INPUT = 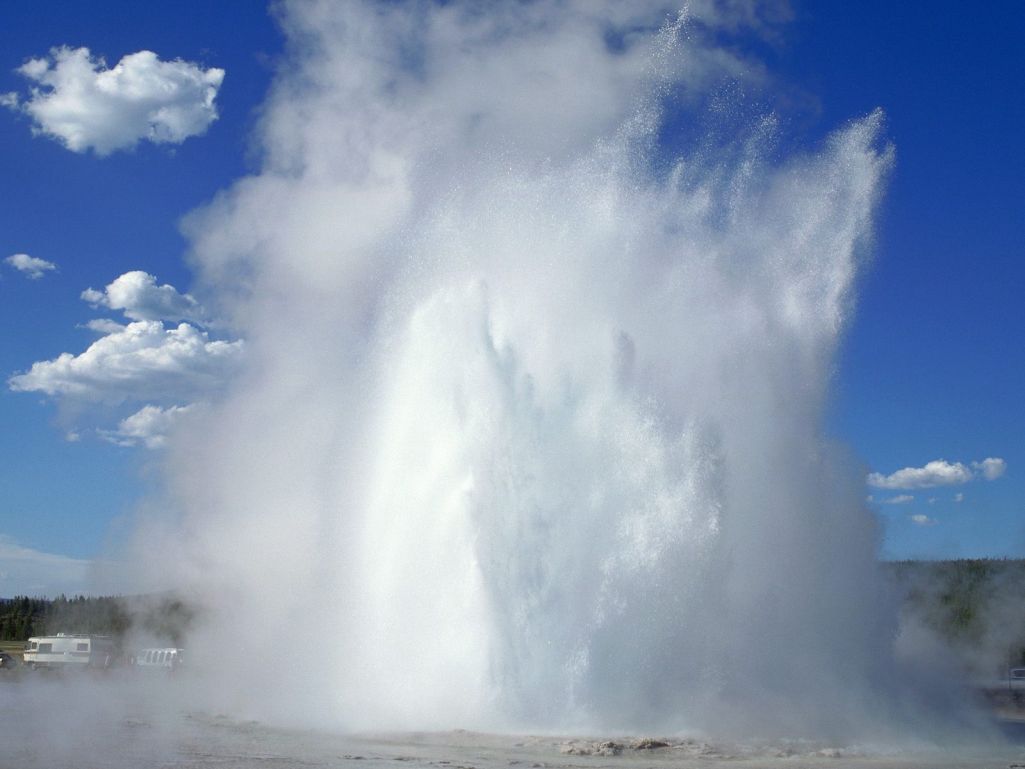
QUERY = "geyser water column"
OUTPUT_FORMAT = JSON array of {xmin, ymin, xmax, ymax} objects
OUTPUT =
[{"xmin": 160, "ymin": 0, "xmax": 901, "ymax": 737}]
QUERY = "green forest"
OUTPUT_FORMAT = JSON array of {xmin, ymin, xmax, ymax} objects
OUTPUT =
[{"xmin": 0, "ymin": 593, "xmax": 193, "ymax": 647}]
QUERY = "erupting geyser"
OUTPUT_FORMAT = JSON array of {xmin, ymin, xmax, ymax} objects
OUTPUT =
[{"xmin": 138, "ymin": 0, "xmax": 933, "ymax": 739}]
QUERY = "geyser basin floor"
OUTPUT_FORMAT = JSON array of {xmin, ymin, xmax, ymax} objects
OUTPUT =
[
  {"xmin": 3, "ymin": 678, "xmax": 1024, "ymax": 769},
  {"xmin": 8, "ymin": 723, "xmax": 1025, "ymax": 769}
]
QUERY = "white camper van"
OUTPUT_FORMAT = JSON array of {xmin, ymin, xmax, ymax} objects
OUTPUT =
[
  {"xmin": 23, "ymin": 634, "xmax": 115, "ymax": 670},
  {"xmin": 135, "ymin": 647, "xmax": 184, "ymax": 672}
]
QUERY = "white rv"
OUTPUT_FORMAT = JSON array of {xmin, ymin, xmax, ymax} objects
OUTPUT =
[
  {"xmin": 135, "ymin": 647, "xmax": 184, "ymax": 672},
  {"xmin": 23, "ymin": 634, "xmax": 115, "ymax": 670}
]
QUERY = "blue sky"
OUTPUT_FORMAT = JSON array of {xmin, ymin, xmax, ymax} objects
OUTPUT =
[
  {"xmin": 0, "ymin": 0, "xmax": 280, "ymax": 589},
  {"xmin": 789, "ymin": 1, "xmax": 1025, "ymax": 558},
  {"xmin": 0, "ymin": 1, "xmax": 1022, "ymax": 596}
]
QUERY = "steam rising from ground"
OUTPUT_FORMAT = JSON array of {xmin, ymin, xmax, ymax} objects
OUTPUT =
[{"xmin": 129, "ymin": 0, "xmax": 955, "ymax": 739}]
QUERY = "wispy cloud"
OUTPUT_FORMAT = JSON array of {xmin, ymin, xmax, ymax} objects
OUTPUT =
[
  {"xmin": 867, "ymin": 458, "xmax": 1007, "ymax": 490},
  {"xmin": 99, "ymin": 403, "xmax": 194, "ymax": 448},
  {"xmin": 4, "ymin": 46, "xmax": 224, "ymax": 155},
  {"xmin": 0, "ymin": 536, "xmax": 91, "ymax": 597},
  {"xmin": 5, "ymin": 253, "xmax": 56, "ymax": 279},
  {"xmin": 910, "ymin": 514, "xmax": 938, "ymax": 527},
  {"xmin": 881, "ymin": 494, "xmax": 914, "ymax": 505}
]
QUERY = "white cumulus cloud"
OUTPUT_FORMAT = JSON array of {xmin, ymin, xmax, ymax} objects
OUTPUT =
[
  {"xmin": 99, "ymin": 403, "xmax": 194, "ymax": 448},
  {"xmin": 867, "ymin": 460, "xmax": 972, "ymax": 490},
  {"xmin": 867, "ymin": 457, "xmax": 1007, "ymax": 490},
  {"xmin": 82, "ymin": 270, "xmax": 204, "ymax": 323},
  {"xmin": 8, "ymin": 320, "xmax": 243, "ymax": 404},
  {"xmin": 973, "ymin": 457, "xmax": 1006, "ymax": 481},
  {"xmin": 8, "ymin": 269, "xmax": 242, "ymax": 446},
  {"xmin": 5, "ymin": 253, "xmax": 57, "ymax": 279},
  {"xmin": 910, "ymin": 514, "xmax": 938, "ymax": 527},
  {"xmin": 6, "ymin": 46, "xmax": 224, "ymax": 155}
]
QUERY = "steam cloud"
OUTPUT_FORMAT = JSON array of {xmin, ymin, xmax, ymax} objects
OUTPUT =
[{"xmin": 127, "ymin": 0, "xmax": 967, "ymax": 740}]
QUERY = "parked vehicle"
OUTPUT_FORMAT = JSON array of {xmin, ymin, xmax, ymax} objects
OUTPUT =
[
  {"xmin": 978, "ymin": 666, "xmax": 1025, "ymax": 705},
  {"xmin": 134, "ymin": 647, "xmax": 184, "ymax": 672},
  {"xmin": 1004, "ymin": 667, "xmax": 1025, "ymax": 702},
  {"xmin": 23, "ymin": 634, "xmax": 115, "ymax": 670},
  {"xmin": 0, "ymin": 651, "xmax": 19, "ymax": 669}
]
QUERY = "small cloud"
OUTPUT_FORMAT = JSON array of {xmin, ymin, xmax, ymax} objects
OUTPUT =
[
  {"xmin": 5, "ymin": 253, "xmax": 57, "ymax": 279},
  {"xmin": 954, "ymin": 492, "xmax": 964, "ymax": 503},
  {"xmin": 82, "ymin": 270, "xmax": 204, "ymax": 323},
  {"xmin": 882, "ymin": 494, "xmax": 914, "ymax": 505},
  {"xmin": 6, "ymin": 46, "xmax": 224, "ymax": 156},
  {"xmin": 99, "ymin": 403, "xmax": 193, "ymax": 449},
  {"xmin": 928, "ymin": 497, "xmax": 937, "ymax": 505},
  {"xmin": 867, "ymin": 457, "xmax": 1008, "ymax": 490},
  {"xmin": 973, "ymin": 457, "xmax": 1006, "ymax": 481},
  {"xmin": 910, "ymin": 514, "xmax": 938, "ymax": 527},
  {"xmin": 868, "ymin": 459, "xmax": 972, "ymax": 490}
]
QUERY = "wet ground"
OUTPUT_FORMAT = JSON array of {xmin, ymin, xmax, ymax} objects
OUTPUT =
[{"xmin": 2, "ymin": 674, "xmax": 1025, "ymax": 769}]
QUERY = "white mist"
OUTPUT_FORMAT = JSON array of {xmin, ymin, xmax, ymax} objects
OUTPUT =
[{"xmin": 133, "ymin": 0, "xmax": 963, "ymax": 741}]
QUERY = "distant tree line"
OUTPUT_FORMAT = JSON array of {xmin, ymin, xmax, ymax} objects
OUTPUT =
[
  {"xmin": 890, "ymin": 558, "xmax": 1025, "ymax": 671},
  {"xmin": 0, "ymin": 596, "xmax": 50, "ymax": 641},
  {"xmin": 2, "ymin": 561, "xmax": 1022, "ymax": 670},
  {"xmin": 0, "ymin": 594, "xmax": 194, "ymax": 647}
]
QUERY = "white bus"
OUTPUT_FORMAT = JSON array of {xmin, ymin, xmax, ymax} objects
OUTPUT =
[
  {"xmin": 23, "ymin": 634, "xmax": 115, "ymax": 670},
  {"xmin": 135, "ymin": 647, "xmax": 184, "ymax": 672}
]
